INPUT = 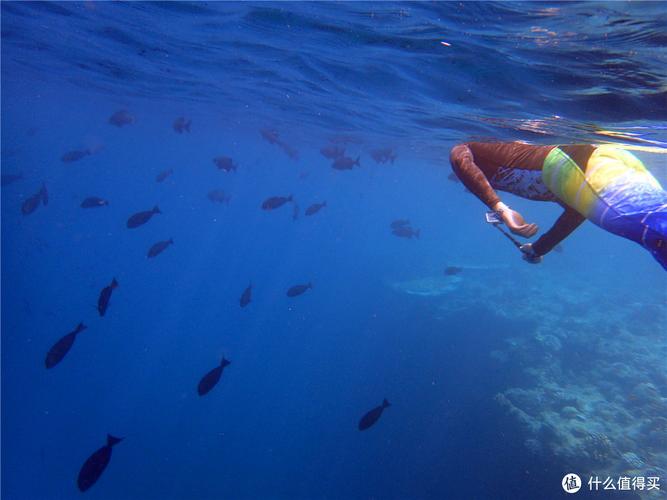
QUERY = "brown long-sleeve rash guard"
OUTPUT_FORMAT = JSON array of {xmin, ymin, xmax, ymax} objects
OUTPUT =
[{"xmin": 450, "ymin": 142, "xmax": 593, "ymax": 256}]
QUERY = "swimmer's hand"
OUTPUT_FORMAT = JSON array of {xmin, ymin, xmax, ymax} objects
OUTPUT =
[
  {"xmin": 520, "ymin": 243, "xmax": 543, "ymax": 264},
  {"xmin": 493, "ymin": 202, "xmax": 539, "ymax": 238}
]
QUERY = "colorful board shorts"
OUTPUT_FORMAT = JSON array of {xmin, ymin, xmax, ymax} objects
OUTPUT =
[{"xmin": 542, "ymin": 145, "xmax": 667, "ymax": 270}]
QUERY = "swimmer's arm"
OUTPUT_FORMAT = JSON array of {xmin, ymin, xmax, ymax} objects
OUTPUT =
[
  {"xmin": 449, "ymin": 144, "xmax": 501, "ymax": 208},
  {"xmin": 532, "ymin": 206, "xmax": 585, "ymax": 256}
]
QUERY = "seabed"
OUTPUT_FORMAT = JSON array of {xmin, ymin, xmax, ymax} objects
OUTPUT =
[{"xmin": 392, "ymin": 267, "xmax": 667, "ymax": 498}]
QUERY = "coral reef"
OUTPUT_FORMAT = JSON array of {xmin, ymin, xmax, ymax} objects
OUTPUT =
[{"xmin": 398, "ymin": 265, "xmax": 667, "ymax": 498}]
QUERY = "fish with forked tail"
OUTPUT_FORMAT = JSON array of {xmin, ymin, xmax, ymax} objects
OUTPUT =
[
  {"xmin": 240, "ymin": 283, "xmax": 252, "ymax": 308},
  {"xmin": 77, "ymin": 434, "xmax": 123, "ymax": 492},
  {"xmin": 108, "ymin": 109, "xmax": 135, "ymax": 127},
  {"xmin": 156, "ymin": 168, "xmax": 174, "ymax": 183},
  {"xmin": 45, "ymin": 322, "xmax": 86, "ymax": 369},
  {"xmin": 332, "ymin": 156, "xmax": 360, "ymax": 170},
  {"xmin": 286, "ymin": 283, "xmax": 312, "ymax": 297},
  {"xmin": 213, "ymin": 156, "xmax": 237, "ymax": 172},
  {"xmin": 173, "ymin": 117, "xmax": 191, "ymax": 133},
  {"xmin": 261, "ymin": 195, "xmax": 292, "ymax": 210},
  {"xmin": 21, "ymin": 184, "xmax": 48, "ymax": 215},
  {"xmin": 198, "ymin": 357, "xmax": 231, "ymax": 396},
  {"xmin": 98, "ymin": 278, "xmax": 118, "ymax": 316},
  {"xmin": 81, "ymin": 197, "xmax": 109, "ymax": 208},
  {"xmin": 305, "ymin": 202, "xmax": 326, "ymax": 216},
  {"xmin": 147, "ymin": 238, "xmax": 173, "ymax": 258},
  {"xmin": 358, "ymin": 398, "xmax": 390, "ymax": 430},
  {"xmin": 127, "ymin": 206, "xmax": 161, "ymax": 228}
]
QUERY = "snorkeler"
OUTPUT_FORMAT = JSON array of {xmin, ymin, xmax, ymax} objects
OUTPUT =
[{"xmin": 449, "ymin": 142, "xmax": 667, "ymax": 270}]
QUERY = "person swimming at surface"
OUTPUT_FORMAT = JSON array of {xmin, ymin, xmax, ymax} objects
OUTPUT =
[{"xmin": 449, "ymin": 142, "xmax": 667, "ymax": 269}]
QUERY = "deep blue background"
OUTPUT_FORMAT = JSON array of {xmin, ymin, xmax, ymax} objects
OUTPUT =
[{"xmin": 2, "ymin": 2, "xmax": 666, "ymax": 499}]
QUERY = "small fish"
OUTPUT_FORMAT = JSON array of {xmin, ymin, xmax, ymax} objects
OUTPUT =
[
  {"xmin": 81, "ymin": 197, "xmax": 109, "ymax": 208},
  {"xmin": 261, "ymin": 195, "xmax": 292, "ymax": 210},
  {"xmin": 298, "ymin": 171, "xmax": 310, "ymax": 180},
  {"xmin": 21, "ymin": 184, "xmax": 48, "ymax": 215},
  {"xmin": 45, "ymin": 322, "xmax": 87, "ymax": 369},
  {"xmin": 155, "ymin": 168, "xmax": 174, "ymax": 183},
  {"xmin": 98, "ymin": 278, "xmax": 118, "ymax": 317},
  {"xmin": 286, "ymin": 283, "xmax": 312, "ymax": 297},
  {"xmin": 305, "ymin": 201, "xmax": 326, "ymax": 216},
  {"xmin": 332, "ymin": 156, "xmax": 360, "ymax": 170},
  {"xmin": 447, "ymin": 172, "xmax": 461, "ymax": 183},
  {"xmin": 2, "ymin": 173, "xmax": 23, "ymax": 186},
  {"xmin": 108, "ymin": 109, "xmax": 135, "ymax": 127},
  {"xmin": 370, "ymin": 148, "xmax": 397, "ymax": 164},
  {"xmin": 392, "ymin": 226, "xmax": 420, "ymax": 239},
  {"xmin": 358, "ymin": 398, "xmax": 390, "ymax": 431},
  {"xmin": 147, "ymin": 238, "xmax": 173, "ymax": 258},
  {"xmin": 280, "ymin": 143, "xmax": 299, "ymax": 160},
  {"xmin": 390, "ymin": 219, "xmax": 410, "ymax": 229},
  {"xmin": 260, "ymin": 128, "xmax": 280, "ymax": 144},
  {"xmin": 126, "ymin": 205, "xmax": 161, "ymax": 228},
  {"xmin": 444, "ymin": 266, "xmax": 463, "ymax": 276},
  {"xmin": 320, "ymin": 144, "xmax": 345, "ymax": 160},
  {"xmin": 240, "ymin": 283, "xmax": 252, "ymax": 308},
  {"xmin": 173, "ymin": 116, "xmax": 191, "ymax": 133},
  {"xmin": 292, "ymin": 203, "xmax": 300, "ymax": 221},
  {"xmin": 197, "ymin": 357, "xmax": 231, "ymax": 396},
  {"xmin": 77, "ymin": 435, "xmax": 123, "ymax": 492},
  {"xmin": 554, "ymin": 244, "xmax": 564, "ymax": 253},
  {"xmin": 207, "ymin": 189, "xmax": 231, "ymax": 204},
  {"xmin": 213, "ymin": 156, "xmax": 237, "ymax": 172},
  {"xmin": 61, "ymin": 149, "xmax": 91, "ymax": 163}
]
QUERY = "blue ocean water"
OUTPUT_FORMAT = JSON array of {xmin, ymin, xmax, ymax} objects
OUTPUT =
[{"xmin": 2, "ymin": 2, "xmax": 666, "ymax": 499}]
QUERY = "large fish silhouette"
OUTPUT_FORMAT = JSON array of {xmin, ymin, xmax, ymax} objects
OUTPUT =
[
  {"xmin": 197, "ymin": 357, "xmax": 231, "ymax": 396},
  {"xmin": 77, "ymin": 434, "xmax": 123, "ymax": 492}
]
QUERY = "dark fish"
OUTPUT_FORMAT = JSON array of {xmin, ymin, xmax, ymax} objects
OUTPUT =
[
  {"xmin": 240, "ymin": 283, "xmax": 252, "ymax": 308},
  {"xmin": 390, "ymin": 219, "xmax": 410, "ymax": 229},
  {"xmin": 197, "ymin": 357, "xmax": 231, "ymax": 396},
  {"xmin": 207, "ymin": 189, "xmax": 231, "ymax": 204},
  {"xmin": 61, "ymin": 149, "xmax": 91, "ymax": 163},
  {"xmin": 332, "ymin": 156, "xmax": 360, "ymax": 170},
  {"xmin": 286, "ymin": 283, "xmax": 312, "ymax": 297},
  {"xmin": 173, "ymin": 116, "xmax": 191, "ymax": 133},
  {"xmin": 81, "ymin": 197, "xmax": 109, "ymax": 208},
  {"xmin": 77, "ymin": 435, "xmax": 123, "ymax": 492},
  {"xmin": 98, "ymin": 278, "xmax": 118, "ymax": 317},
  {"xmin": 21, "ymin": 184, "xmax": 48, "ymax": 215},
  {"xmin": 280, "ymin": 143, "xmax": 299, "ymax": 160},
  {"xmin": 108, "ymin": 109, "xmax": 135, "ymax": 127},
  {"xmin": 1, "ymin": 173, "xmax": 23, "ymax": 186},
  {"xmin": 320, "ymin": 144, "xmax": 345, "ymax": 160},
  {"xmin": 298, "ymin": 171, "xmax": 310, "ymax": 180},
  {"xmin": 392, "ymin": 226, "xmax": 420, "ymax": 239},
  {"xmin": 444, "ymin": 266, "xmax": 463, "ymax": 276},
  {"xmin": 305, "ymin": 201, "xmax": 327, "ymax": 216},
  {"xmin": 260, "ymin": 128, "xmax": 280, "ymax": 144},
  {"xmin": 147, "ymin": 238, "xmax": 173, "ymax": 258},
  {"xmin": 213, "ymin": 156, "xmax": 237, "ymax": 172},
  {"xmin": 358, "ymin": 398, "xmax": 390, "ymax": 431},
  {"xmin": 45, "ymin": 322, "xmax": 87, "ymax": 369},
  {"xmin": 126, "ymin": 205, "xmax": 161, "ymax": 228},
  {"xmin": 370, "ymin": 148, "xmax": 397, "ymax": 164},
  {"xmin": 292, "ymin": 203, "xmax": 300, "ymax": 221},
  {"xmin": 261, "ymin": 195, "xmax": 292, "ymax": 210},
  {"xmin": 447, "ymin": 172, "xmax": 461, "ymax": 183},
  {"xmin": 260, "ymin": 128, "xmax": 298, "ymax": 159},
  {"xmin": 155, "ymin": 168, "xmax": 174, "ymax": 183}
]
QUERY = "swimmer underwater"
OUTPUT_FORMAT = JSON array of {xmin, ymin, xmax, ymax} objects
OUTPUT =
[{"xmin": 449, "ymin": 142, "xmax": 667, "ymax": 270}]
